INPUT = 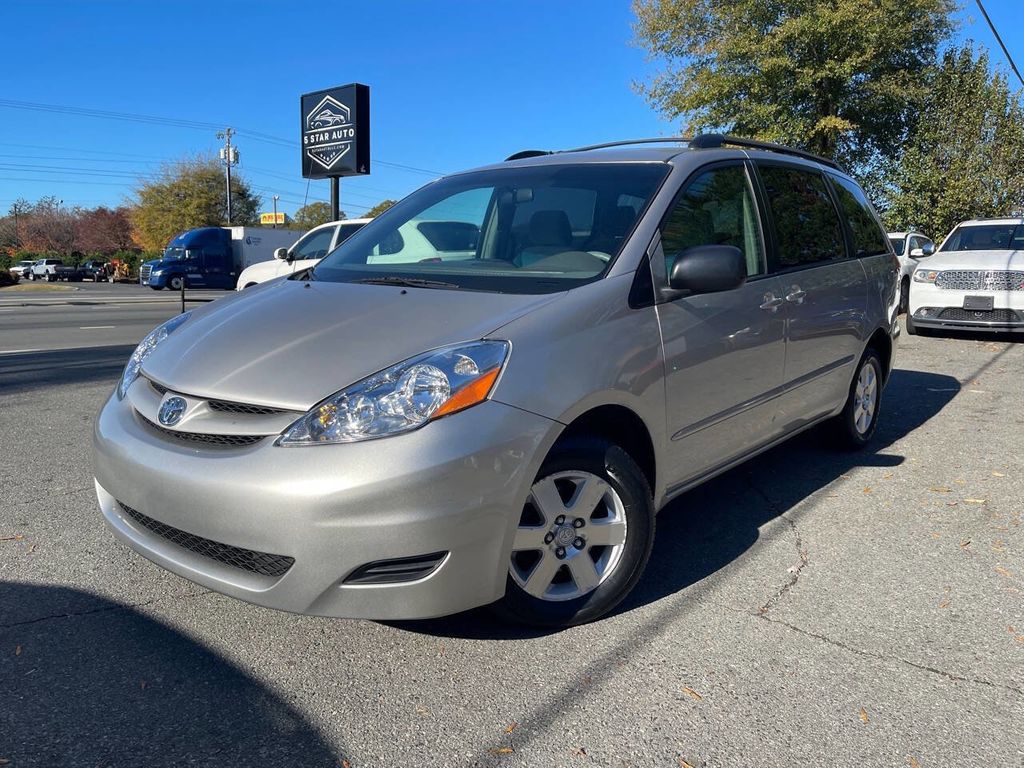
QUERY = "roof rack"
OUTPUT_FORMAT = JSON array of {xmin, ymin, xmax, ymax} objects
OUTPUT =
[
  {"xmin": 504, "ymin": 133, "xmax": 843, "ymax": 172},
  {"xmin": 689, "ymin": 134, "xmax": 843, "ymax": 171}
]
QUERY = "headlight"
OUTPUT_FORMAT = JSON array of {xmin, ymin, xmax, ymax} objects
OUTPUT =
[
  {"xmin": 913, "ymin": 269, "xmax": 939, "ymax": 283},
  {"xmin": 117, "ymin": 312, "xmax": 192, "ymax": 399},
  {"xmin": 277, "ymin": 340, "xmax": 510, "ymax": 446}
]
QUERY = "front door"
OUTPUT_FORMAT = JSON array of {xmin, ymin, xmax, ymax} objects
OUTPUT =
[{"xmin": 656, "ymin": 163, "xmax": 789, "ymax": 491}]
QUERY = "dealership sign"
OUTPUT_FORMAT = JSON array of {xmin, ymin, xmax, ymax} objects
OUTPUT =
[{"xmin": 300, "ymin": 83, "xmax": 370, "ymax": 179}]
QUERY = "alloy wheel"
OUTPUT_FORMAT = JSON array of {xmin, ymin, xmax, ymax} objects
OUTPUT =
[
  {"xmin": 510, "ymin": 471, "xmax": 627, "ymax": 602},
  {"xmin": 853, "ymin": 361, "xmax": 877, "ymax": 435}
]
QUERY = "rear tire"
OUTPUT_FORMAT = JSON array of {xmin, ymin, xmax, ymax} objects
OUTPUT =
[
  {"xmin": 827, "ymin": 348, "xmax": 882, "ymax": 450},
  {"xmin": 899, "ymin": 278, "xmax": 910, "ymax": 314},
  {"xmin": 493, "ymin": 437, "xmax": 654, "ymax": 627}
]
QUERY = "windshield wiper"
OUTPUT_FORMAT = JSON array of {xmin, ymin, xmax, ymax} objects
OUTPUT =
[{"xmin": 352, "ymin": 276, "xmax": 459, "ymax": 289}]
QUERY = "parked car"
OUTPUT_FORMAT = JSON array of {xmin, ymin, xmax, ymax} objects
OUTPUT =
[
  {"xmin": 236, "ymin": 219, "xmax": 370, "ymax": 290},
  {"xmin": 907, "ymin": 217, "xmax": 1024, "ymax": 335},
  {"xmin": 93, "ymin": 135, "xmax": 898, "ymax": 627},
  {"xmin": 887, "ymin": 231, "xmax": 935, "ymax": 312},
  {"xmin": 9, "ymin": 260, "xmax": 35, "ymax": 279},
  {"xmin": 79, "ymin": 260, "xmax": 109, "ymax": 281},
  {"xmin": 30, "ymin": 258, "xmax": 65, "ymax": 281}
]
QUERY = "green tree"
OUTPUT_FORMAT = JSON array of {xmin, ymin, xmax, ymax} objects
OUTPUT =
[
  {"xmin": 292, "ymin": 201, "xmax": 338, "ymax": 229},
  {"xmin": 633, "ymin": 0, "xmax": 956, "ymax": 170},
  {"xmin": 885, "ymin": 47, "xmax": 1024, "ymax": 241},
  {"xmin": 130, "ymin": 156, "xmax": 261, "ymax": 251},
  {"xmin": 364, "ymin": 199, "xmax": 397, "ymax": 218}
]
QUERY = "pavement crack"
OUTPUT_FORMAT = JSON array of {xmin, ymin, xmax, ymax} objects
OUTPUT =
[
  {"xmin": 746, "ymin": 475, "xmax": 809, "ymax": 616},
  {"xmin": 0, "ymin": 589, "xmax": 213, "ymax": 630},
  {"xmin": 730, "ymin": 605, "xmax": 1024, "ymax": 697}
]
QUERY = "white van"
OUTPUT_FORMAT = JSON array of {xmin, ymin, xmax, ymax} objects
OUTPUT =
[{"xmin": 235, "ymin": 219, "xmax": 370, "ymax": 290}]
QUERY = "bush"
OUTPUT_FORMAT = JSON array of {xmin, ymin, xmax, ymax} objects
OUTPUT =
[
  {"xmin": 0, "ymin": 253, "xmax": 11, "ymax": 272},
  {"xmin": 0, "ymin": 271, "xmax": 19, "ymax": 287}
]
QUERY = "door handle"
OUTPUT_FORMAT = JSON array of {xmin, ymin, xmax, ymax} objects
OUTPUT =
[
  {"xmin": 786, "ymin": 287, "xmax": 807, "ymax": 304},
  {"xmin": 760, "ymin": 294, "xmax": 784, "ymax": 312}
]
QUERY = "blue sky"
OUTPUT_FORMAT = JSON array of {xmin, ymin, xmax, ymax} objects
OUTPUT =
[{"xmin": 1, "ymin": 0, "xmax": 1020, "ymax": 219}]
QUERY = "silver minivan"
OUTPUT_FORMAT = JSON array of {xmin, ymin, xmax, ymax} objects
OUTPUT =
[{"xmin": 93, "ymin": 136, "xmax": 899, "ymax": 627}]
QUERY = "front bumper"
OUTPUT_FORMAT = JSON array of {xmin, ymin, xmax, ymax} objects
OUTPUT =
[
  {"xmin": 908, "ymin": 283, "xmax": 1024, "ymax": 333},
  {"xmin": 93, "ymin": 392, "xmax": 557, "ymax": 619}
]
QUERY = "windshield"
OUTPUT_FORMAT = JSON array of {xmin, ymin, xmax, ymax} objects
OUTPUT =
[
  {"xmin": 940, "ymin": 224, "xmax": 1024, "ymax": 252},
  {"xmin": 310, "ymin": 163, "xmax": 669, "ymax": 294},
  {"xmin": 889, "ymin": 236, "xmax": 906, "ymax": 256},
  {"xmin": 162, "ymin": 246, "xmax": 186, "ymax": 261}
]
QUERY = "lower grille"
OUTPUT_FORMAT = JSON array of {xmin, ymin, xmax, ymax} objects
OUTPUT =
[
  {"xmin": 344, "ymin": 552, "xmax": 448, "ymax": 584},
  {"xmin": 119, "ymin": 502, "xmax": 295, "ymax": 578},
  {"xmin": 140, "ymin": 415, "xmax": 265, "ymax": 447},
  {"xmin": 937, "ymin": 307, "xmax": 1020, "ymax": 323}
]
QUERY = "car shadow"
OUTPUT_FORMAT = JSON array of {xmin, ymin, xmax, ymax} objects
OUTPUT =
[
  {"xmin": 392, "ymin": 368, "xmax": 961, "ymax": 640},
  {"xmin": 0, "ymin": 344, "xmax": 135, "ymax": 393},
  {"xmin": 0, "ymin": 583, "xmax": 342, "ymax": 767}
]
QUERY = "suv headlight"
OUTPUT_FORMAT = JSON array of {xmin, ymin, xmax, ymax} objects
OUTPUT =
[
  {"xmin": 913, "ymin": 269, "xmax": 939, "ymax": 283},
  {"xmin": 277, "ymin": 340, "xmax": 510, "ymax": 446},
  {"xmin": 117, "ymin": 312, "xmax": 192, "ymax": 399}
]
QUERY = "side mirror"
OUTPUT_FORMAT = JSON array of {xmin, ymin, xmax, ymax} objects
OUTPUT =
[
  {"xmin": 274, "ymin": 247, "xmax": 291, "ymax": 262},
  {"xmin": 668, "ymin": 245, "xmax": 747, "ymax": 294}
]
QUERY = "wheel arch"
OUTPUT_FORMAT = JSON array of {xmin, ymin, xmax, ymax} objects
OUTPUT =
[
  {"xmin": 554, "ymin": 404, "xmax": 656, "ymax": 499},
  {"xmin": 866, "ymin": 327, "xmax": 893, "ymax": 384}
]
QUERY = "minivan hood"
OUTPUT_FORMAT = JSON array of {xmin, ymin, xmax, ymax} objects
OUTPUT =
[
  {"xmin": 923, "ymin": 249, "xmax": 1024, "ymax": 271},
  {"xmin": 141, "ymin": 279, "xmax": 562, "ymax": 410}
]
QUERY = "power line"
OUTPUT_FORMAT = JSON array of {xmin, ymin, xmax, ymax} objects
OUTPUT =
[
  {"xmin": 0, "ymin": 99, "xmax": 447, "ymax": 176},
  {"xmin": 974, "ymin": 0, "xmax": 1024, "ymax": 88}
]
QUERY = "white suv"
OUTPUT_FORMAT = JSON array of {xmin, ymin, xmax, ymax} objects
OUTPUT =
[
  {"xmin": 907, "ymin": 217, "xmax": 1024, "ymax": 335},
  {"xmin": 888, "ymin": 231, "xmax": 934, "ymax": 312},
  {"xmin": 235, "ymin": 219, "xmax": 370, "ymax": 289}
]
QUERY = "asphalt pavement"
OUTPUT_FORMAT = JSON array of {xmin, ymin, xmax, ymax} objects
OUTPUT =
[{"xmin": 0, "ymin": 298, "xmax": 1022, "ymax": 767}]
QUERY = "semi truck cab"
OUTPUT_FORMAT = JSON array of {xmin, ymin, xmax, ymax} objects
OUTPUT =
[{"xmin": 141, "ymin": 228, "xmax": 234, "ymax": 290}]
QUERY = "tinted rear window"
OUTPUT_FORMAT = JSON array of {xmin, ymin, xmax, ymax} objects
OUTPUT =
[
  {"xmin": 758, "ymin": 165, "xmax": 846, "ymax": 266},
  {"xmin": 829, "ymin": 174, "xmax": 890, "ymax": 257}
]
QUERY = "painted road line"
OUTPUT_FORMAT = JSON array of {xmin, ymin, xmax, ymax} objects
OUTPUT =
[{"xmin": 79, "ymin": 325, "xmax": 116, "ymax": 330}]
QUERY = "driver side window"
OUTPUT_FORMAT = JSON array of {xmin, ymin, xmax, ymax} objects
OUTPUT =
[
  {"xmin": 292, "ymin": 227, "xmax": 335, "ymax": 261},
  {"xmin": 661, "ymin": 165, "xmax": 766, "ymax": 277}
]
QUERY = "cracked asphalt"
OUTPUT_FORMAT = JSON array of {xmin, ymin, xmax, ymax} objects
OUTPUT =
[{"xmin": 1, "ymin": 307, "xmax": 1022, "ymax": 767}]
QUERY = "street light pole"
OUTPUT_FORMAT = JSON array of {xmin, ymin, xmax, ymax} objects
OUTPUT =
[{"xmin": 272, "ymin": 195, "xmax": 279, "ymax": 228}]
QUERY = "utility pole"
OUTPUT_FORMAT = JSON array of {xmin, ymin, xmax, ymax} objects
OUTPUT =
[
  {"xmin": 217, "ymin": 128, "xmax": 238, "ymax": 224},
  {"xmin": 272, "ymin": 195, "xmax": 280, "ymax": 228}
]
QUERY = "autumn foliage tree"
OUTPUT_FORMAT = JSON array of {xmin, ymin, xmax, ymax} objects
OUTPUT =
[
  {"xmin": 364, "ymin": 199, "xmax": 397, "ymax": 218},
  {"xmin": 633, "ymin": 0, "xmax": 956, "ymax": 171},
  {"xmin": 131, "ymin": 156, "xmax": 261, "ymax": 251}
]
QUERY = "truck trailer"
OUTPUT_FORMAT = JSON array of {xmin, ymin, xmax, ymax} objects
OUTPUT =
[{"xmin": 140, "ymin": 226, "xmax": 300, "ymax": 290}]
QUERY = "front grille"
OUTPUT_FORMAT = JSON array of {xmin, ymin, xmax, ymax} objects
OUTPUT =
[
  {"xmin": 140, "ymin": 415, "xmax": 266, "ymax": 447},
  {"xmin": 937, "ymin": 307, "xmax": 1021, "ymax": 323},
  {"xmin": 935, "ymin": 270, "xmax": 1024, "ymax": 291},
  {"xmin": 208, "ymin": 399, "xmax": 287, "ymax": 416},
  {"xmin": 140, "ymin": 265, "xmax": 152, "ymax": 282},
  {"xmin": 146, "ymin": 378, "xmax": 286, "ymax": 416},
  {"xmin": 119, "ymin": 502, "xmax": 294, "ymax": 578}
]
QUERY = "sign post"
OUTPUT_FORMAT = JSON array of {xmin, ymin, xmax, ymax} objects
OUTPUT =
[{"xmin": 300, "ymin": 83, "xmax": 370, "ymax": 221}]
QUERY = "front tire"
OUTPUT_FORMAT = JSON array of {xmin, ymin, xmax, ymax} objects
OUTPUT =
[
  {"xmin": 168, "ymin": 275, "xmax": 185, "ymax": 291},
  {"xmin": 494, "ymin": 437, "xmax": 654, "ymax": 627},
  {"xmin": 827, "ymin": 348, "xmax": 882, "ymax": 450},
  {"xmin": 899, "ymin": 278, "xmax": 909, "ymax": 314}
]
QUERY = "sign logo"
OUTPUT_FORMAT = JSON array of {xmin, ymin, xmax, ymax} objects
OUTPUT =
[
  {"xmin": 304, "ymin": 95, "xmax": 355, "ymax": 171},
  {"xmin": 158, "ymin": 396, "xmax": 187, "ymax": 427},
  {"xmin": 260, "ymin": 212, "xmax": 286, "ymax": 225}
]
